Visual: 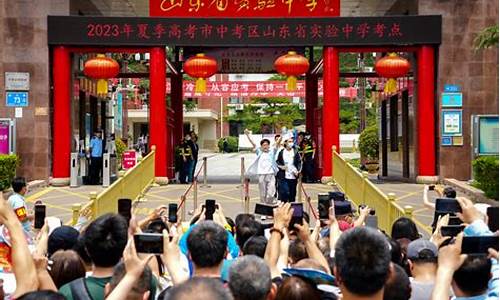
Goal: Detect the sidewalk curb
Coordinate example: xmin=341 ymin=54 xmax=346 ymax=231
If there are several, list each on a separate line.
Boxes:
xmin=2 ymin=179 xmax=48 ymax=198
xmin=443 ymin=178 xmax=498 ymax=206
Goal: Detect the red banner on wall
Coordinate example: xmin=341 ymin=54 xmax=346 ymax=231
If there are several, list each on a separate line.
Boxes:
xmin=150 ymin=0 xmax=339 ymax=17
xmin=166 ymin=80 xmax=358 ymax=99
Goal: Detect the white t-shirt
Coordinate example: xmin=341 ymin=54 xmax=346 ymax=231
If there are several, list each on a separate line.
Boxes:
xmin=283 ymin=149 xmax=298 ymax=179
xmin=257 ymin=150 xmax=275 ymax=175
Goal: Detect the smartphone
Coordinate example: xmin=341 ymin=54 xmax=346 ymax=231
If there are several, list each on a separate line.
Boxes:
xmin=134 ymin=233 xmax=164 ymax=254
xmin=461 ymin=236 xmax=499 ymax=254
xmin=428 ymin=185 xmax=435 ymax=191
xmin=34 ymin=205 xmax=46 ymax=229
xmin=254 ymin=203 xmax=276 ymax=216
xmin=318 ymin=193 xmax=331 ymax=219
xmin=432 ymin=212 xmax=462 ymax=229
xmin=487 ymin=206 xmax=499 ymax=232
xmin=168 ymin=203 xmax=178 ymax=223
xmin=118 ymin=198 xmax=132 ymax=224
xmin=205 ymin=199 xmax=216 ymax=220
xmin=359 ymin=204 xmax=376 ymax=215
xmin=441 ymin=225 xmax=465 ymax=237
xmin=289 ymin=203 xmax=304 ymax=229
xmin=435 ymin=198 xmax=462 ymax=214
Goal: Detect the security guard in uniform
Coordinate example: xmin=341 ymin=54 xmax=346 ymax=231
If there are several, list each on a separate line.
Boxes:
xmin=179 ymin=135 xmax=194 ymax=184
xmin=301 ymin=133 xmax=316 ymax=183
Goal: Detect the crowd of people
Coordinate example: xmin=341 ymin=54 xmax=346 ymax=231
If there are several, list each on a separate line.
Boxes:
xmin=0 ymin=175 xmax=497 ymax=300
xmin=245 ymin=129 xmax=317 ymax=204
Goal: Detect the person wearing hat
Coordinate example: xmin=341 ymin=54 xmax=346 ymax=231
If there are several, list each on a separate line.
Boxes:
xmin=406 ymin=238 xmax=440 ymax=300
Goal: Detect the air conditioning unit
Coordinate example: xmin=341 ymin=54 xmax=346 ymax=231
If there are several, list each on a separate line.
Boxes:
xmin=298 ymin=103 xmax=306 ymax=110
xmin=235 ymin=104 xmax=244 ymax=111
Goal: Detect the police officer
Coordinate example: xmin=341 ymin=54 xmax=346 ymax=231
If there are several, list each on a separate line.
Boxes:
xmin=179 ymin=135 xmax=194 ymax=184
xmin=88 ymin=130 xmax=103 ymax=185
xmin=301 ymin=133 xmax=316 ymax=183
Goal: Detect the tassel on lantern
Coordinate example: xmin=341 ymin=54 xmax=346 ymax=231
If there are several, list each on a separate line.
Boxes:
xmin=383 ymin=78 xmax=398 ymax=93
xmin=286 ymin=76 xmax=297 ymax=91
xmin=195 ymin=78 xmax=207 ymax=93
xmin=97 ymin=79 xmax=108 ymax=95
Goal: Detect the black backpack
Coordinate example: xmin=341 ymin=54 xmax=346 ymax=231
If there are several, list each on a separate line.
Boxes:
xmin=69 ymin=278 xmax=93 ymax=300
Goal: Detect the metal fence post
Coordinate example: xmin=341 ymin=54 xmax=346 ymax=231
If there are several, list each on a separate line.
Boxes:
xmin=193 ymin=179 xmax=198 ymax=211
xmin=240 ymin=157 xmax=245 ymax=187
xmin=70 ymin=153 xmax=79 ymax=187
xmin=89 ymin=191 xmax=98 ymax=219
xmin=297 ymin=174 xmax=303 ymax=203
xmin=180 ymin=195 xmax=186 ymax=221
xmin=202 ymin=157 xmax=208 ymax=187
xmin=306 ymin=196 xmax=311 ymax=217
xmin=244 ymin=178 xmax=250 ymax=214
xmin=404 ymin=205 xmax=414 ymax=218
xmin=71 ymin=203 xmax=82 ymax=226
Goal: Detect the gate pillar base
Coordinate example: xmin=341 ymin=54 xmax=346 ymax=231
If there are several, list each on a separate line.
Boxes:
xmin=155 ymin=177 xmax=169 ymax=186
xmin=416 ymin=176 xmax=439 ymax=184
xmin=50 ymin=177 xmax=70 ymax=187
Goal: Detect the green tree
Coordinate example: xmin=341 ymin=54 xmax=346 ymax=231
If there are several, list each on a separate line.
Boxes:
xmin=226 ymin=97 xmax=304 ymax=133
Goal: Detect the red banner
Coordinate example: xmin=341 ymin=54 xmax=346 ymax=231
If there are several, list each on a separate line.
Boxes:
xmin=149 ymin=0 xmax=339 ymax=17
xmin=166 ymin=80 xmax=358 ymax=99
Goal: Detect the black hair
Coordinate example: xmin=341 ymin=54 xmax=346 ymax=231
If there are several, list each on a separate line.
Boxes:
xmin=453 ymin=255 xmax=492 ymax=296
xmin=109 ymin=262 xmax=153 ymax=297
xmin=391 ymin=217 xmax=420 ymax=241
xmin=147 ymin=218 xmax=169 ymax=234
xmin=236 ymin=219 xmax=264 ymax=249
xmin=229 ymin=255 xmax=271 ymax=300
xmin=289 ymin=239 xmax=308 ymax=264
xmin=443 ymin=187 xmax=457 ymax=198
xmin=166 ymin=277 xmax=234 ymax=300
xmin=225 ymin=217 xmax=236 ymax=235
xmin=383 ymin=263 xmax=411 ymax=300
xmin=235 ymin=214 xmax=255 ymax=227
xmin=187 ymin=221 xmax=228 ymax=268
xmin=335 ymin=227 xmax=391 ymax=296
xmin=11 ymin=177 xmax=26 ymax=193
xmin=73 ymin=235 xmax=92 ymax=266
xmin=242 ymin=236 xmax=268 ymax=258
xmin=83 ymin=213 xmax=128 ymax=268
xmin=17 ymin=291 xmax=66 ymax=300
xmin=260 ymin=139 xmax=270 ymax=146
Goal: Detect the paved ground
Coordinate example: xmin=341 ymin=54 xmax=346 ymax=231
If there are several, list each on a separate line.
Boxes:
xmin=20 ymin=152 xmax=437 ymax=236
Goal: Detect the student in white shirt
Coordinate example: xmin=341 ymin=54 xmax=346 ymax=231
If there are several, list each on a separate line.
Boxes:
xmin=276 ymin=137 xmax=302 ymax=202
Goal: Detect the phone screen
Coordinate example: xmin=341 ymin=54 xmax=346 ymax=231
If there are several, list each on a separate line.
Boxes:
xmin=318 ymin=193 xmax=330 ymax=219
xmin=461 ymin=236 xmax=499 ymax=254
xmin=205 ymin=199 xmax=216 ymax=220
xmin=255 ymin=203 xmax=276 ymax=216
xmin=118 ymin=198 xmax=132 ymax=224
xmin=289 ymin=203 xmax=304 ymax=229
xmin=487 ymin=206 xmax=499 ymax=232
xmin=34 ymin=205 xmax=46 ymax=229
xmin=134 ymin=233 xmax=164 ymax=254
xmin=436 ymin=198 xmax=462 ymax=213
xmin=168 ymin=203 xmax=178 ymax=223
xmin=441 ymin=225 xmax=465 ymax=237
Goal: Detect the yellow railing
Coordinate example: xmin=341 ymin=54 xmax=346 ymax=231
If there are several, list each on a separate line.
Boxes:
xmin=70 ymin=146 xmax=156 ymax=224
xmin=331 ymin=146 xmax=416 ymax=234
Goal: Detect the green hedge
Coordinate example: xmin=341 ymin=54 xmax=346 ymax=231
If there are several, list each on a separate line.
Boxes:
xmin=358 ymin=125 xmax=379 ymax=160
xmin=0 ymin=155 xmax=19 ymax=191
xmin=472 ymin=156 xmax=499 ymax=200
xmin=217 ymin=136 xmax=239 ymax=153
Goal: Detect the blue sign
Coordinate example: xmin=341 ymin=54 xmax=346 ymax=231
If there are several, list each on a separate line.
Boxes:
xmin=441 ymin=92 xmax=463 ymax=107
xmin=6 ymin=92 xmax=28 ymax=107
xmin=478 ymin=116 xmax=499 ymax=155
xmin=441 ymin=136 xmax=452 ymax=146
xmin=444 ymin=84 xmax=461 ymax=93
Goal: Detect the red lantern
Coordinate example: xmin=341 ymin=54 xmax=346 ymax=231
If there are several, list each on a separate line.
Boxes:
xmin=83 ymin=54 xmax=120 ymax=95
xmin=374 ymin=53 xmax=410 ymax=93
xmin=274 ymin=51 xmax=309 ymax=91
xmin=183 ymin=53 xmax=218 ymax=93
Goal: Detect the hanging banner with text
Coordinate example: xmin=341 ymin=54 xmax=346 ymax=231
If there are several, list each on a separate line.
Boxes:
xmin=150 ymin=0 xmax=339 ymax=17
xmin=166 ymin=80 xmax=357 ymax=98
xmin=47 ymin=15 xmax=442 ymax=47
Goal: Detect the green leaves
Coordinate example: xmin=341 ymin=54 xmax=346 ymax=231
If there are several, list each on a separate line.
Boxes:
xmin=474 ymin=25 xmax=499 ymax=50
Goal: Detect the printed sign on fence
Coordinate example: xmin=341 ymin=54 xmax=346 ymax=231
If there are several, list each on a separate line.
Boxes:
xmin=122 ymin=150 xmax=137 ymax=169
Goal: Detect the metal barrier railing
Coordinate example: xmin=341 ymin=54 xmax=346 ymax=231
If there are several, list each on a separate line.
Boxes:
xmin=178 ymin=157 xmax=207 ymax=220
xmin=69 ymin=146 xmax=156 ymax=225
xmin=298 ymin=175 xmax=319 ymax=220
xmin=331 ymin=146 xmax=416 ymax=234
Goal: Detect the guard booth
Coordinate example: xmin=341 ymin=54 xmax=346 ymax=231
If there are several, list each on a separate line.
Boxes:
xmin=47 ymin=6 xmax=442 ymax=184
